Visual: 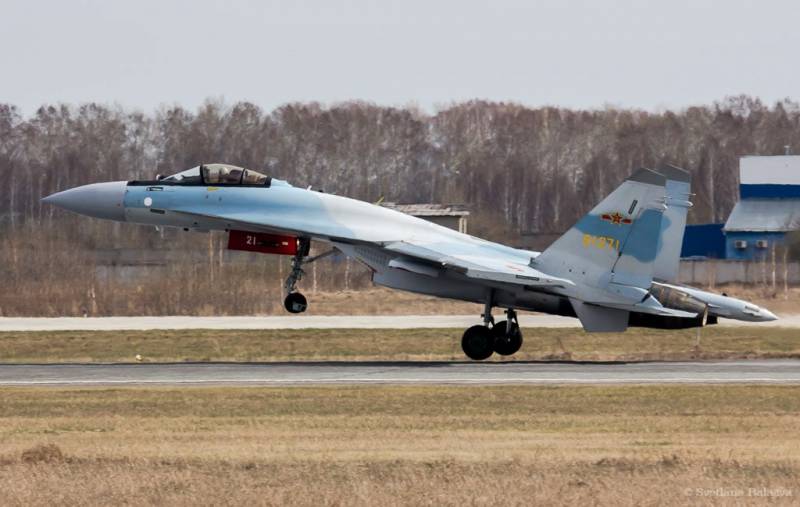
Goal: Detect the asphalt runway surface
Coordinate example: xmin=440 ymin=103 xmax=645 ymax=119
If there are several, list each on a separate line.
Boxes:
xmin=1 ymin=360 xmax=799 ymax=386
xmin=2 ymin=314 xmax=798 ymax=331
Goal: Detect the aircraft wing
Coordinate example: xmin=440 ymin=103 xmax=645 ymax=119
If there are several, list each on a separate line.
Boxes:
xmin=168 ymin=208 xmax=573 ymax=289
xmin=383 ymin=241 xmax=575 ymax=288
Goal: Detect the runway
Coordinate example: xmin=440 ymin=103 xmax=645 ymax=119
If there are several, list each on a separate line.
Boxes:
xmin=1 ymin=359 xmax=799 ymax=386
xmin=1 ymin=314 xmax=798 ymax=331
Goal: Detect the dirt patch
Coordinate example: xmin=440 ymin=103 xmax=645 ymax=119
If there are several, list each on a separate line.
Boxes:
xmin=21 ymin=444 xmax=66 ymax=464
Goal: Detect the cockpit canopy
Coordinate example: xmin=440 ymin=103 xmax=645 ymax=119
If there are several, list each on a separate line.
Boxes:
xmin=160 ymin=164 xmax=271 ymax=186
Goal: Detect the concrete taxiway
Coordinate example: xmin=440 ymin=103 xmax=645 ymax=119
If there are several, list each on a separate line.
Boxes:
xmin=1 ymin=314 xmax=798 ymax=331
xmin=1 ymin=360 xmax=799 ymax=386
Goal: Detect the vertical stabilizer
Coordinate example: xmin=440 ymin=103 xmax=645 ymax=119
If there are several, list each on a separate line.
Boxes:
xmin=535 ymin=168 xmax=667 ymax=290
xmin=653 ymin=165 xmax=692 ymax=282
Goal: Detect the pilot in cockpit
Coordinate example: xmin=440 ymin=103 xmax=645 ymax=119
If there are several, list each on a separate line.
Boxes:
xmin=160 ymin=164 xmax=270 ymax=186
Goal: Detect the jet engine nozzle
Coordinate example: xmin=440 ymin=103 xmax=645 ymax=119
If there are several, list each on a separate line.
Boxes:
xmin=649 ymin=283 xmax=708 ymax=316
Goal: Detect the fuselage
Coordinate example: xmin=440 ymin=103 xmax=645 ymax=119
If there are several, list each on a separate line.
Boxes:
xmin=125 ymin=179 xmax=566 ymax=312
xmin=123 ymin=178 xmax=530 ymax=257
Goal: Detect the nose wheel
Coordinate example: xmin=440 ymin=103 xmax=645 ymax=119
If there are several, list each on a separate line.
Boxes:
xmin=284 ymin=292 xmax=308 ymax=314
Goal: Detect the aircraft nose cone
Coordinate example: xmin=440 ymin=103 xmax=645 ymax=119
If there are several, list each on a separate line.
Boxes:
xmin=42 ymin=181 xmax=127 ymax=221
xmin=760 ymin=308 xmax=778 ymax=321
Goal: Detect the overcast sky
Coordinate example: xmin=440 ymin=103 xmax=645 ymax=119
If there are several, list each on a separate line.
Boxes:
xmin=3 ymin=0 xmax=799 ymax=115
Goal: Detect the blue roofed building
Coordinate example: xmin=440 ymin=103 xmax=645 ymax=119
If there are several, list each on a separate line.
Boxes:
xmin=722 ymin=155 xmax=800 ymax=260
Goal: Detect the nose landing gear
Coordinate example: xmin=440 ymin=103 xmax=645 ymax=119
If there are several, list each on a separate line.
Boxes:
xmin=282 ymin=239 xmax=337 ymax=314
xmin=283 ymin=239 xmax=309 ymax=314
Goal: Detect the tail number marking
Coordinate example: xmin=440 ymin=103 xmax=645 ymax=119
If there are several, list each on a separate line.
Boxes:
xmin=583 ymin=234 xmax=620 ymax=251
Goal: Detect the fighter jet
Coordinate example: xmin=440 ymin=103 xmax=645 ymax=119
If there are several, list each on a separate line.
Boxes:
xmin=43 ymin=163 xmax=777 ymax=360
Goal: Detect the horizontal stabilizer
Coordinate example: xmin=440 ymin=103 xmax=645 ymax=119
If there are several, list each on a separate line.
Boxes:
xmin=570 ymin=298 xmax=629 ymax=332
xmin=588 ymin=294 xmax=698 ymax=319
xmin=572 ymin=290 xmax=698 ymax=332
xmin=634 ymin=301 xmax=697 ymax=318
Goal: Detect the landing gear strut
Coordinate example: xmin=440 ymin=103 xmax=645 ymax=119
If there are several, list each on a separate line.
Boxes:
xmin=461 ymin=292 xmax=524 ymax=360
xmin=282 ymin=239 xmax=336 ymax=314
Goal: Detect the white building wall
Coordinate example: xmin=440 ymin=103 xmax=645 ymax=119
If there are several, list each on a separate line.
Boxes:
xmin=678 ymin=259 xmax=800 ymax=285
xmin=740 ymin=155 xmax=800 ymax=185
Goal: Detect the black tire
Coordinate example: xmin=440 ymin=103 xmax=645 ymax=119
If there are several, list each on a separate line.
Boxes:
xmin=491 ymin=320 xmax=523 ymax=356
xmin=284 ymin=292 xmax=308 ymax=314
xmin=461 ymin=325 xmax=494 ymax=360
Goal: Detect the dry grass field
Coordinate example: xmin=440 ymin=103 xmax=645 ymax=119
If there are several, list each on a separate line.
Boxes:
xmin=0 ymin=385 xmax=798 ymax=505
xmin=1 ymin=326 xmax=798 ymax=363
xmin=2 ymin=325 xmax=799 ymax=505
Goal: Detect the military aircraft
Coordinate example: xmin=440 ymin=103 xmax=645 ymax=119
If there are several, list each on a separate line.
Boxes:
xmin=43 ymin=163 xmax=777 ymax=360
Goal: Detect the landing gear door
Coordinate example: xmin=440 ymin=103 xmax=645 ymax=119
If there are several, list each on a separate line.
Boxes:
xmin=227 ymin=230 xmax=298 ymax=255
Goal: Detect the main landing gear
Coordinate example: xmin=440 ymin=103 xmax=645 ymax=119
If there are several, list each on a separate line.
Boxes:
xmin=461 ymin=297 xmax=523 ymax=360
xmin=283 ymin=239 xmax=336 ymax=314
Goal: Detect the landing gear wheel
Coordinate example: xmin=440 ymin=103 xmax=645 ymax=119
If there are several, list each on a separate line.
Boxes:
xmin=284 ymin=292 xmax=308 ymax=314
xmin=491 ymin=320 xmax=523 ymax=356
xmin=461 ymin=325 xmax=494 ymax=361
